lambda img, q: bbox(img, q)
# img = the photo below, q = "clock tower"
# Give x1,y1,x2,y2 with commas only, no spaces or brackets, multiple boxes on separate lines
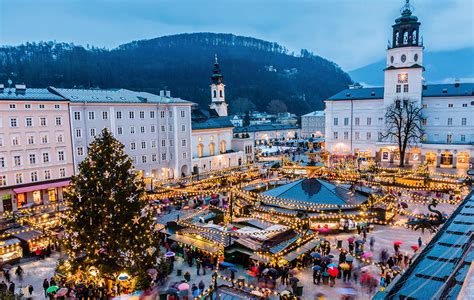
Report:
383,0,424,107
209,55,228,117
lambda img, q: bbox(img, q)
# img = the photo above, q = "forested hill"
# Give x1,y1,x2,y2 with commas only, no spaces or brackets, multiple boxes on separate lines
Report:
0,33,352,115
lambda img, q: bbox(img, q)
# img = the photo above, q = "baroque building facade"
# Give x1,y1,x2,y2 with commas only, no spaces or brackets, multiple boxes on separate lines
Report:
324,1,474,169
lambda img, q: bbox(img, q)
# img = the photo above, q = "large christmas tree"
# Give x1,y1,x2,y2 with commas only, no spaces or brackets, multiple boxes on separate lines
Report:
62,129,158,285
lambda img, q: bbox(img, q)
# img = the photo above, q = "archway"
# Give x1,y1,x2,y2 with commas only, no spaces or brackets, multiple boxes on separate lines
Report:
425,152,437,166
197,143,204,158
220,140,227,154
209,142,215,156
180,165,189,177
456,152,470,169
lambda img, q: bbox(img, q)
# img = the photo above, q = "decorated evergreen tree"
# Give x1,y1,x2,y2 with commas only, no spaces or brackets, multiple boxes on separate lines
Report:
62,129,159,285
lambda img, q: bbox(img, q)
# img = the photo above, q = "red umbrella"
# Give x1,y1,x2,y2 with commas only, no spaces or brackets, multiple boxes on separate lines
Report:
411,245,419,251
393,241,403,246
361,252,373,258
246,271,257,277
327,266,339,277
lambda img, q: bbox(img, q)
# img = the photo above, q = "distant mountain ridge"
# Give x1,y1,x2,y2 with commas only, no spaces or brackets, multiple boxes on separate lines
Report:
0,33,352,115
349,47,474,86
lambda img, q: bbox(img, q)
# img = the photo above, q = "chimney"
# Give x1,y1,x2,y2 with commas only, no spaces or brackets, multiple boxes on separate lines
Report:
159,90,165,97
454,78,460,88
15,84,26,90
165,90,171,98
0,84,4,92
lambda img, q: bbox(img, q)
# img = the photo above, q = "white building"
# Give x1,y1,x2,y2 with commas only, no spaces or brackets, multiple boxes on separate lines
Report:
50,88,193,179
301,111,325,138
234,124,300,146
191,59,245,174
0,86,74,211
324,1,474,169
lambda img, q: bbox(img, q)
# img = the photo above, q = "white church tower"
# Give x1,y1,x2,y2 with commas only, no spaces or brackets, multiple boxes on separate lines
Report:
383,0,424,107
209,55,228,117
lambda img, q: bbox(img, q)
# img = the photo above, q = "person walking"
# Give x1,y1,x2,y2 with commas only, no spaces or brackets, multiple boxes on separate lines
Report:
43,279,49,297
15,266,23,281
369,236,375,252
196,258,201,276
418,237,422,248
198,280,205,292
8,281,15,296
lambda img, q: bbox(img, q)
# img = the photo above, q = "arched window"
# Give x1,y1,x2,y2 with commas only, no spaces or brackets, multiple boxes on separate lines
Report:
219,90,223,98
209,143,215,156
220,140,227,153
213,90,217,98
197,143,204,158
403,31,408,44
395,31,400,46
411,30,417,45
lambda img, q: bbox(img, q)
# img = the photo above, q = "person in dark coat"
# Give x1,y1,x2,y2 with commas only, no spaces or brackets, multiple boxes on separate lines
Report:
198,280,205,291
43,279,50,297
8,281,15,295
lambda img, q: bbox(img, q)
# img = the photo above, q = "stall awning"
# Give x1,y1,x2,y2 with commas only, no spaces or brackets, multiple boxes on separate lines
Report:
168,234,220,254
13,180,70,194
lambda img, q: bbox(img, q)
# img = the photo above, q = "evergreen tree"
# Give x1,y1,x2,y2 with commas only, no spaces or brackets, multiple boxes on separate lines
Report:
62,129,159,283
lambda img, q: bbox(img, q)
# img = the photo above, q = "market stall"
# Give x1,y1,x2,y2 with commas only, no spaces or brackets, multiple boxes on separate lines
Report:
0,238,23,263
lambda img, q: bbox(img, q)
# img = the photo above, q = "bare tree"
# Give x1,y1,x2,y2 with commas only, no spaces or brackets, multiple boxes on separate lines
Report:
383,98,423,167
266,99,287,114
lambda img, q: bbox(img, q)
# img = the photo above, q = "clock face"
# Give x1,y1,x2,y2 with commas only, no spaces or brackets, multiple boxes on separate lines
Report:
414,53,418,62
401,54,407,63
390,56,394,64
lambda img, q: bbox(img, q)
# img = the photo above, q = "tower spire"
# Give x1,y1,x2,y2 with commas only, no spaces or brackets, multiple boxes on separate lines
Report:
215,53,218,64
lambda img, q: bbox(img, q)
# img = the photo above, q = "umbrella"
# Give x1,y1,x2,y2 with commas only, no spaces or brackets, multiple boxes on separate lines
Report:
411,245,419,251
178,283,189,291
193,289,202,298
167,288,178,295
327,266,339,277
2,264,12,270
393,241,403,246
327,263,337,268
228,267,238,273
392,266,402,272
75,283,86,289
220,261,236,268
289,277,299,283
325,254,334,259
165,251,175,258
262,268,270,274
312,265,322,271
246,271,257,277
281,290,291,295
340,263,351,270
400,202,408,208
47,286,59,294
336,287,357,296
345,256,354,262
311,252,322,258
118,273,130,281
361,252,373,258
146,268,157,276
268,268,278,275
355,239,365,244
55,288,68,297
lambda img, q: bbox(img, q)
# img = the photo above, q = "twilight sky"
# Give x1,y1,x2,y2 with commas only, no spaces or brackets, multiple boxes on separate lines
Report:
0,0,472,70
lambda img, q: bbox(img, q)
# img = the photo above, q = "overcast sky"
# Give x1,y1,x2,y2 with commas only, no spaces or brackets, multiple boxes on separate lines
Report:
1,0,473,70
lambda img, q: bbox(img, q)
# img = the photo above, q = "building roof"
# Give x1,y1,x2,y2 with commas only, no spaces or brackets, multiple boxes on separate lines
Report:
384,191,474,299
326,83,474,101
234,124,299,133
326,87,384,101
262,178,367,206
0,87,66,101
192,116,234,130
302,110,325,117
49,87,191,104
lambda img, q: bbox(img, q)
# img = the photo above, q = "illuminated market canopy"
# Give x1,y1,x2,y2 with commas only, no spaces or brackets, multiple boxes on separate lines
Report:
262,178,367,206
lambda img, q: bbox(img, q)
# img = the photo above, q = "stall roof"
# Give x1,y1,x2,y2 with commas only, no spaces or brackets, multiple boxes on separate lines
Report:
0,238,21,248
168,234,220,254
282,239,320,262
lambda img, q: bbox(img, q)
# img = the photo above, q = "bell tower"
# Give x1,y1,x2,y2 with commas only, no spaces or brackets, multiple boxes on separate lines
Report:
209,55,228,117
383,0,424,107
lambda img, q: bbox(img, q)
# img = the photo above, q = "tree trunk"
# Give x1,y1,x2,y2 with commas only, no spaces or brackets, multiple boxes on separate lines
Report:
399,150,405,167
